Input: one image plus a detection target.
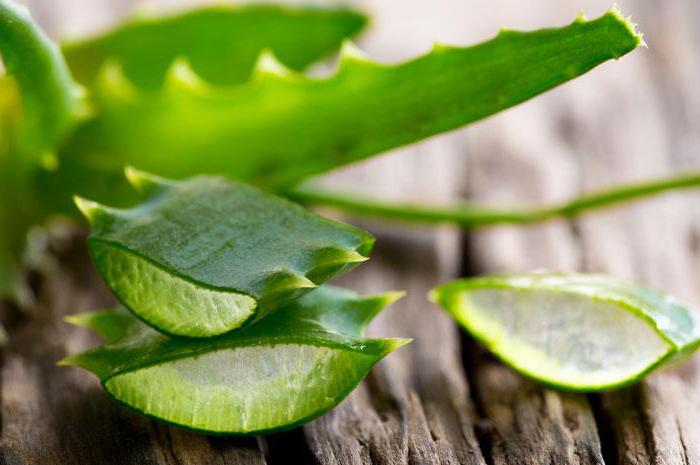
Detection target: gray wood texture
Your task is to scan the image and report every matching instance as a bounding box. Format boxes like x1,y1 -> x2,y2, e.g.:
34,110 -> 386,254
2,0 -> 699,463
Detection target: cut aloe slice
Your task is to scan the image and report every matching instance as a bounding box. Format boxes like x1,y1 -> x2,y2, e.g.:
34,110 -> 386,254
431,273 -> 700,391
62,286 -> 409,435
74,168 -> 373,337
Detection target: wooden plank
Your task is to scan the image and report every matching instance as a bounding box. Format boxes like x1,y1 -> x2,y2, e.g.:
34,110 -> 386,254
460,153 -> 596,463
464,0 -> 700,463
592,3 -> 700,463
304,227 -> 485,465
302,135 -> 485,464
5,1 -> 700,464
300,1 -> 493,462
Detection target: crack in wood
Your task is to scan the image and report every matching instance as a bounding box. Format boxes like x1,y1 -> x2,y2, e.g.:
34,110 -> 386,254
587,394 -> 618,465
678,419 -> 691,465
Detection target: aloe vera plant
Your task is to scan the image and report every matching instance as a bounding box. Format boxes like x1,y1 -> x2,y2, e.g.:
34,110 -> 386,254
3,0 -> 700,433
47,7 -> 645,208
76,168 -> 373,337
0,1 -> 366,302
62,287 -> 408,434
0,1 -> 672,302
431,274 -> 700,390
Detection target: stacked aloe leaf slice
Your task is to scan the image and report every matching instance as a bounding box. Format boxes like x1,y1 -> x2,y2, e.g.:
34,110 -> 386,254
63,169 -> 409,435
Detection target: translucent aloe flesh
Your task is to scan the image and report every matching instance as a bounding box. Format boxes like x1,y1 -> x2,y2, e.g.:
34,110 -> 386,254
431,274 -> 700,391
76,169 -> 374,337
45,7 -> 645,212
62,286 -> 409,434
62,5 -> 367,89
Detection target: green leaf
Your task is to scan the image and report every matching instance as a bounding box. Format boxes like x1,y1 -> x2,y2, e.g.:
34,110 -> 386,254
0,0 -> 85,158
431,273 -> 700,391
48,6 -> 644,207
0,0 -> 85,304
0,2 -> 365,301
61,286 -> 409,435
290,170 -> 700,227
62,4 -> 368,90
0,78 -> 24,302
76,168 -> 374,337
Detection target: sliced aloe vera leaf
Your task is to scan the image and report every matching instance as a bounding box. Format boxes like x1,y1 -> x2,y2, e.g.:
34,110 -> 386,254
431,273 -> 700,391
61,286 -> 409,435
75,168 -> 374,337
62,4 -> 367,89
48,6 -> 643,204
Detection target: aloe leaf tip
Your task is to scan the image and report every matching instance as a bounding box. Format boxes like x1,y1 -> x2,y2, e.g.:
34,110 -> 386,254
72,195 -> 111,225
123,165 -> 171,194
607,4 -> 646,48
383,337 -> 413,355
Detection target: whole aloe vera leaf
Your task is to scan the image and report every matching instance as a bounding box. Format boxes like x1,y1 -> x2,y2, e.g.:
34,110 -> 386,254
0,0 -> 85,304
75,168 -> 374,337
431,273 -> 700,391
61,286 -> 409,435
62,4 -> 367,89
48,6 -> 644,205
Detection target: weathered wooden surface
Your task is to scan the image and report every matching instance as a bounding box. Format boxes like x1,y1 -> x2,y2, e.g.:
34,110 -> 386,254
464,1 -> 700,463
2,0 -> 700,464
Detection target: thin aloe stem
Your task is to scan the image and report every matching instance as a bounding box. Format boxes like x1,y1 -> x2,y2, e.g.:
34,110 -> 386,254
289,171 -> 700,228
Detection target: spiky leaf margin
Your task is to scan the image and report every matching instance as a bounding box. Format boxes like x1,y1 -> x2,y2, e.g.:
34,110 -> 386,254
75,168 -> 374,337
61,286 -> 409,434
44,6 -> 645,214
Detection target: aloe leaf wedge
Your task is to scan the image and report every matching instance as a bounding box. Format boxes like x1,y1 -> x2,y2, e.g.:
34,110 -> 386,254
62,4 -> 367,89
431,273 -> 700,391
50,6 -> 644,203
61,286 -> 409,435
75,168 -> 373,337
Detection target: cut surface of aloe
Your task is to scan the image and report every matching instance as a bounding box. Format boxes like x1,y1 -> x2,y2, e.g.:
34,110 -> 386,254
62,286 -> 408,435
75,169 -> 373,337
431,273 -> 700,391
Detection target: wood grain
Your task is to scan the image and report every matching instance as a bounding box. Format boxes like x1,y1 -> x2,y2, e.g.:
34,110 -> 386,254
304,227 -> 485,465
3,0 -> 700,464
464,1 -> 700,464
0,232 -> 267,465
